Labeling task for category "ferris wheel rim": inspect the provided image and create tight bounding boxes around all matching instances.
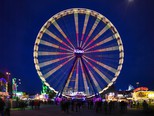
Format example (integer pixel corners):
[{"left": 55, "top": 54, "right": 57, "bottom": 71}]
[{"left": 33, "top": 8, "right": 124, "bottom": 98}]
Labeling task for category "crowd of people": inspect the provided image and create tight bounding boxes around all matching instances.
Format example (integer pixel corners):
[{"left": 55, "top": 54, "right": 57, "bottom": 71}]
[
  {"left": 57, "top": 98, "right": 150, "bottom": 114},
  {"left": 29, "top": 100, "right": 41, "bottom": 110},
  {"left": 0, "top": 98, "right": 11, "bottom": 116},
  {"left": 58, "top": 98, "right": 129, "bottom": 114},
  {"left": 0, "top": 98, "right": 42, "bottom": 116},
  {"left": 0, "top": 96, "right": 151, "bottom": 116}
]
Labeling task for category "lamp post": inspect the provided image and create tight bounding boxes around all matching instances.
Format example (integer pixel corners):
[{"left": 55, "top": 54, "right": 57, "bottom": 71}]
[
  {"left": 6, "top": 72, "right": 12, "bottom": 98},
  {"left": 18, "top": 79, "right": 21, "bottom": 91},
  {"left": 12, "top": 78, "right": 22, "bottom": 98},
  {"left": 136, "top": 82, "right": 139, "bottom": 88},
  {"left": 16, "top": 78, "right": 21, "bottom": 92}
]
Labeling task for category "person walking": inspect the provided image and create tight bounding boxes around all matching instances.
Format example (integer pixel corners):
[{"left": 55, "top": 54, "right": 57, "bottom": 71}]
[
  {"left": 103, "top": 100, "right": 108, "bottom": 114},
  {"left": 0, "top": 98, "right": 5, "bottom": 116},
  {"left": 5, "top": 98, "right": 11, "bottom": 116},
  {"left": 142, "top": 100, "right": 148, "bottom": 112}
]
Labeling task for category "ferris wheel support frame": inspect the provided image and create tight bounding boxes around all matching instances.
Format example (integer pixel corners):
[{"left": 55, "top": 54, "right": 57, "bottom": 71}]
[
  {"left": 81, "top": 57, "right": 100, "bottom": 97},
  {"left": 57, "top": 57, "right": 78, "bottom": 98},
  {"left": 57, "top": 56, "right": 100, "bottom": 98}
]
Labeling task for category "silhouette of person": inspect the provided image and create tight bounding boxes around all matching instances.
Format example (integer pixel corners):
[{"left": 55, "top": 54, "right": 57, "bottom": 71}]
[{"left": 0, "top": 98, "right": 5, "bottom": 116}]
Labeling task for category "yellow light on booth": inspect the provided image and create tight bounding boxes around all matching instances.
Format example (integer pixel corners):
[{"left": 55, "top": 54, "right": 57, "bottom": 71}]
[{"left": 148, "top": 92, "right": 154, "bottom": 99}]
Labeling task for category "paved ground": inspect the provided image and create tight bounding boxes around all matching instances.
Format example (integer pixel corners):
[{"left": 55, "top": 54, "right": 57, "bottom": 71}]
[{"left": 11, "top": 104, "right": 154, "bottom": 116}]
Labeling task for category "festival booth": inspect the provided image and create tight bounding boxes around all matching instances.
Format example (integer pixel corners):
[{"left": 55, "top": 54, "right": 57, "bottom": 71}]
[
  {"left": 68, "top": 92, "right": 86, "bottom": 101},
  {"left": 132, "top": 87, "right": 154, "bottom": 103},
  {"left": 133, "top": 87, "right": 154, "bottom": 101}
]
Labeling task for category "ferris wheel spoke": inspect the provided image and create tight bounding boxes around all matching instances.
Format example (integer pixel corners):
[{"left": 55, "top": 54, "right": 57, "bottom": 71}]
[
  {"left": 84, "top": 34, "right": 115, "bottom": 51},
  {"left": 45, "top": 29, "right": 73, "bottom": 50},
  {"left": 52, "top": 63, "right": 72, "bottom": 90},
  {"left": 83, "top": 24, "right": 111, "bottom": 50},
  {"left": 52, "top": 21, "right": 75, "bottom": 49},
  {"left": 39, "top": 55, "right": 73, "bottom": 68},
  {"left": 38, "top": 51, "right": 73, "bottom": 56},
  {"left": 64, "top": 58, "right": 78, "bottom": 92},
  {"left": 40, "top": 40, "right": 72, "bottom": 52},
  {"left": 81, "top": 18, "right": 100, "bottom": 48},
  {"left": 80, "top": 13, "right": 90, "bottom": 47},
  {"left": 59, "top": 46, "right": 73, "bottom": 52},
  {"left": 74, "top": 58, "right": 80, "bottom": 92},
  {"left": 74, "top": 11, "right": 79, "bottom": 47},
  {"left": 85, "top": 46, "right": 119, "bottom": 54},
  {"left": 83, "top": 55, "right": 117, "bottom": 74},
  {"left": 83, "top": 57, "right": 111, "bottom": 84},
  {"left": 83, "top": 62, "right": 101, "bottom": 92},
  {"left": 44, "top": 56, "right": 75, "bottom": 79},
  {"left": 79, "top": 58, "right": 89, "bottom": 94}
]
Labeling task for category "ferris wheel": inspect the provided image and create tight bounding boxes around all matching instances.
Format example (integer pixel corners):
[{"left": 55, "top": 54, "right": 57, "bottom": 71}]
[{"left": 33, "top": 8, "right": 124, "bottom": 97}]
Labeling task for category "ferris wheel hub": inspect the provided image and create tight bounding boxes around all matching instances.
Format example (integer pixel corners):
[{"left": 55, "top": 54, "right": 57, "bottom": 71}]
[{"left": 74, "top": 47, "right": 84, "bottom": 57}]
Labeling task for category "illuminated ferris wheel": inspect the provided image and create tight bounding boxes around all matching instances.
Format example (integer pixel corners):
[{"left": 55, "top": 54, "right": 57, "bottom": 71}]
[{"left": 33, "top": 8, "right": 124, "bottom": 97}]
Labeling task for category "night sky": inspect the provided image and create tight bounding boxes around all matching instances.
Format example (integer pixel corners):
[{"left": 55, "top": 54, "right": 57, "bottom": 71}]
[{"left": 0, "top": 0, "right": 154, "bottom": 94}]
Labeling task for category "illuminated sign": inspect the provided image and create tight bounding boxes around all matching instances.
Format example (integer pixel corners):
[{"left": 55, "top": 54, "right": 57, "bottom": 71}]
[
  {"left": 136, "top": 91, "right": 147, "bottom": 97},
  {"left": 133, "top": 91, "right": 154, "bottom": 100},
  {"left": 74, "top": 49, "right": 84, "bottom": 53},
  {"left": 133, "top": 87, "right": 148, "bottom": 92},
  {"left": 148, "top": 92, "right": 154, "bottom": 98}
]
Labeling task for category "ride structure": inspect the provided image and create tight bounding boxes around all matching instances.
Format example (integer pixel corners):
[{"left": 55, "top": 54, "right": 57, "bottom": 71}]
[{"left": 34, "top": 8, "right": 124, "bottom": 98}]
